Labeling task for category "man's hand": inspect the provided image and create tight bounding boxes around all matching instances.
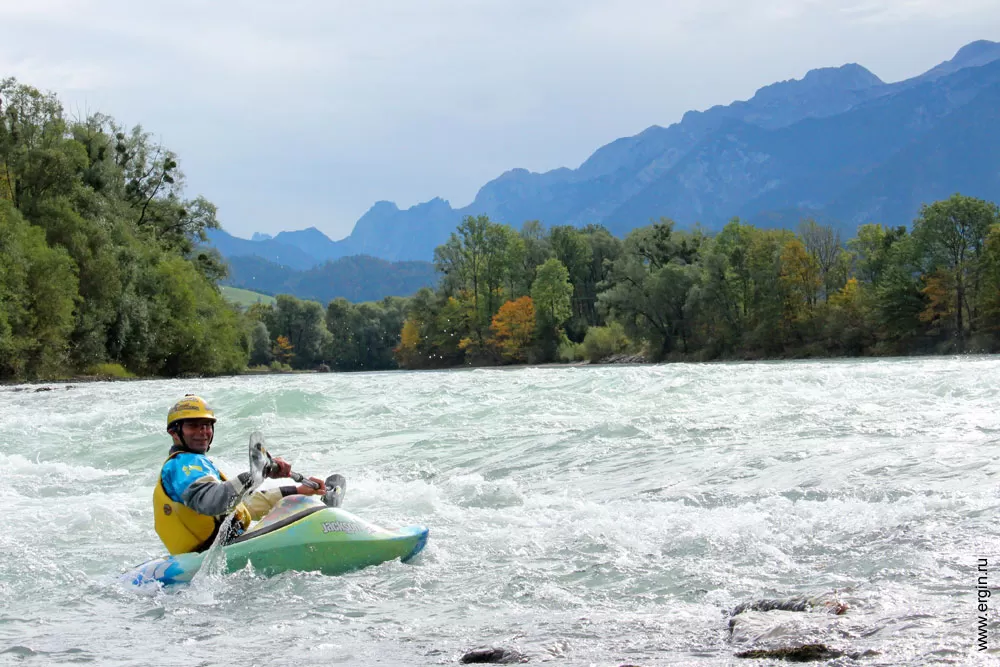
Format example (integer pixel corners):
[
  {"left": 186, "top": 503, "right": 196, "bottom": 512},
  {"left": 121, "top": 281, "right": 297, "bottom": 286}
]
[
  {"left": 266, "top": 457, "right": 292, "bottom": 479},
  {"left": 296, "top": 477, "right": 327, "bottom": 496}
]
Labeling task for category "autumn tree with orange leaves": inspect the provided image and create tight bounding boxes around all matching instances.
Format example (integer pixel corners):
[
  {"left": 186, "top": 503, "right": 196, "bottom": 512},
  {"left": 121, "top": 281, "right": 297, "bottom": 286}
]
[
  {"left": 272, "top": 335, "right": 294, "bottom": 365},
  {"left": 490, "top": 296, "right": 536, "bottom": 362}
]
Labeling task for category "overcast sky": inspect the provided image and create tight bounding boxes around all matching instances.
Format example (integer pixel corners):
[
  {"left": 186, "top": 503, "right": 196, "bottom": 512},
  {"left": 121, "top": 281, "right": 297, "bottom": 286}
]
[{"left": 2, "top": 1, "right": 998, "bottom": 240}]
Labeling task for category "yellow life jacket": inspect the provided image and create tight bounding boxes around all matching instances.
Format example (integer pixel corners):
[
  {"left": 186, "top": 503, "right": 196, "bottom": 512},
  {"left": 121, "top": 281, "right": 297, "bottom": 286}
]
[{"left": 153, "top": 450, "right": 252, "bottom": 555}]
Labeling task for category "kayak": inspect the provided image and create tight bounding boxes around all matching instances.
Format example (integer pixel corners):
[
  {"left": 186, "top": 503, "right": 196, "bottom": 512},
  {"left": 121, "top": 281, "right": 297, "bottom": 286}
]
[{"left": 123, "top": 495, "right": 429, "bottom": 587}]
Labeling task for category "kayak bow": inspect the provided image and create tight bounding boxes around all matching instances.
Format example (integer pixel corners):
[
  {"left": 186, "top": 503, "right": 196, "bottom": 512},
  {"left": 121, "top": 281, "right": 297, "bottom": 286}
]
[{"left": 124, "top": 495, "right": 429, "bottom": 587}]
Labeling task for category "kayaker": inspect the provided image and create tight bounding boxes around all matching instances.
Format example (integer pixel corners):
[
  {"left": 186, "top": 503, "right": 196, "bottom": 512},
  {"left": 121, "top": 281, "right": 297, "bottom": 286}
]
[{"left": 153, "top": 394, "right": 327, "bottom": 555}]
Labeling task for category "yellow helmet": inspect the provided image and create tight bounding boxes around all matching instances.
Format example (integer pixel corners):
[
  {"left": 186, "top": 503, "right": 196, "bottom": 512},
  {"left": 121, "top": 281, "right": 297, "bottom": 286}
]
[{"left": 167, "top": 395, "right": 216, "bottom": 431}]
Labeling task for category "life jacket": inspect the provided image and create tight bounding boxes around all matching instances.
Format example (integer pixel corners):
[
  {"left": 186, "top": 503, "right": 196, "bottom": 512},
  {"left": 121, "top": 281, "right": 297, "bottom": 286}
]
[{"left": 153, "top": 450, "right": 252, "bottom": 555}]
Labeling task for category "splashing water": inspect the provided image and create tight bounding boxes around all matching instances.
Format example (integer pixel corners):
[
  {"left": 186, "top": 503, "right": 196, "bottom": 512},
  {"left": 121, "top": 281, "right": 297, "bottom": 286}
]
[{"left": 0, "top": 358, "right": 997, "bottom": 665}]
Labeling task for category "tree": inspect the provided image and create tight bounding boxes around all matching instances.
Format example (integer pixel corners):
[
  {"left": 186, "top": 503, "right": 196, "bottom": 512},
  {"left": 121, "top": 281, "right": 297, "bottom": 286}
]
[
  {"left": 0, "top": 78, "right": 238, "bottom": 380},
  {"left": 434, "top": 215, "right": 522, "bottom": 347},
  {"left": 580, "top": 224, "right": 622, "bottom": 327},
  {"left": 779, "top": 238, "right": 821, "bottom": 323},
  {"left": 265, "top": 295, "right": 331, "bottom": 369},
  {"left": 798, "top": 220, "right": 846, "bottom": 301},
  {"left": 0, "top": 200, "right": 77, "bottom": 378},
  {"left": 249, "top": 321, "right": 272, "bottom": 366},
  {"left": 141, "top": 255, "right": 248, "bottom": 376},
  {"left": 824, "top": 278, "right": 874, "bottom": 355},
  {"left": 978, "top": 224, "right": 1000, "bottom": 338},
  {"left": 847, "top": 224, "right": 907, "bottom": 287},
  {"left": 549, "top": 226, "right": 594, "bottom": 340},
  {"left": 515, "top": 220, "right": 551, "bottom": 296},
  {"left": 912, "top": 194, "right": 1000, "bottom": 347},
  {"left": 272, "top": 335, "right": 294, "bottom": 366},
  {"left": 490, "top": 296, "right": 535, "bottom": 363},
  {"left": 326, "top": 296, "right": 408, "bottom": 371},
  {"left": 0, "top": 78, "right": 85, "bottom": 214},
  {"left": 689, "top": 218, "right": 754, "bottom": 353},
  {"left": 873, "top": 234, "right": 926, "bottom": 350},
  {"left": 531, "top": 258, "right": 573, "bottom": 328},
  {"left": 598, "top": 221, "right": 701, "bottom": 358},
  {"left": 395, "top": 318, "right": 422, "bottom": 368}
]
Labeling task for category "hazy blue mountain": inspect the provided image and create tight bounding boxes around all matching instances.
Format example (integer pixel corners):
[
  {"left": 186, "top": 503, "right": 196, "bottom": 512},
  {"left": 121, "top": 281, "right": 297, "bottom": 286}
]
[
  {"left": 271, "top": 227, "right": 344, "bottom": 262},
  {"left": 605, "top": 58, "right": 1000, "bottom": 236},
  {"left": 222, "top": 254, "right": 438, "bottom": 303},
  {"left": 336, "top": 198, "right": 462, "bottom": 261},
  {"left": 911, "top": 39, "right": 1000, "bottom": 82},
  {"left": 206, "top": 228, "right": 319, "bottom": 270},
  {"left": 209, "top": 39, "right": 1000, "bottom": 264},
  {"left": 823, "top": 80, "right": 1000, "bottom": 226}
]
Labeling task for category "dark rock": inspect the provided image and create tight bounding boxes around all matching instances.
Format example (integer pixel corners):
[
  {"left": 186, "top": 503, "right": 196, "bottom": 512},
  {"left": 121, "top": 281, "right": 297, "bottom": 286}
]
[
  {"left": 459, "top": 647, "right": 529, "bottom": 664},
  {"left": 34, "top": 387, "right": 53, "bottom": 392},
  {"left": 735, "top": 644, "right": 843, "bottom": 661},
  {"left": 730, "top": 595, "right": 848, "bottom": 619},
  {"left": 599, "top": 353, "right": 648, "bottom": 365}
]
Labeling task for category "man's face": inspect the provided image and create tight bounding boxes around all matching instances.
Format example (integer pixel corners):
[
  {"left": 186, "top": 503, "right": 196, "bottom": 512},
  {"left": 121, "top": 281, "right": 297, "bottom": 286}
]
[{"left": 179, "top": 419, "right": 214, "bottom": 453}]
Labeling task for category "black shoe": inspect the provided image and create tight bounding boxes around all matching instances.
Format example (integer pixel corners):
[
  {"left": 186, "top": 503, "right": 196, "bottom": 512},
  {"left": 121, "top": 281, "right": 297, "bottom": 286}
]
[{"left": 323, "top": 474, "right": 347, "bottom": 507}]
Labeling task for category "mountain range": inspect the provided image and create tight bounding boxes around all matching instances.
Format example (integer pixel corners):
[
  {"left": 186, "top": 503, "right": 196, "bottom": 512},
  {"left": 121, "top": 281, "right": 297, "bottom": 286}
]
[{"left": 209, "top": 39, "right": 1000, "bottom": 292}]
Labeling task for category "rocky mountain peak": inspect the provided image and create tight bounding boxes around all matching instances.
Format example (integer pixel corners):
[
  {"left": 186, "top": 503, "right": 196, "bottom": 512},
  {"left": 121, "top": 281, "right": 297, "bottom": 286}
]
[
  {"left": 916, "top": 39, "right": 1000, "bottom": 81},
  {"left": 752, "top": 63, "right": 884, "bottom": 103}
]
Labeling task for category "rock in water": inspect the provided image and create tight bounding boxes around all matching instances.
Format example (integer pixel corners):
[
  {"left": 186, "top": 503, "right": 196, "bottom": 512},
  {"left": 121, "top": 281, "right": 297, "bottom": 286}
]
[
  {"left": 735, "top": 643, "right": 844, "bottom": 661},
  {"left": 459, "top": 647, "right": 529, "bottom": 664},
  {"left": 730, "top": 595, "right": 848, "bottom": 618}
]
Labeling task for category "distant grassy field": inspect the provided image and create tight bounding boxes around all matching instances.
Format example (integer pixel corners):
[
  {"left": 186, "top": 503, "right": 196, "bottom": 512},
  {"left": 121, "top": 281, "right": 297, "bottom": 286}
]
[{"left": 220, "top": 285, "right": 277, "bottom": 307}]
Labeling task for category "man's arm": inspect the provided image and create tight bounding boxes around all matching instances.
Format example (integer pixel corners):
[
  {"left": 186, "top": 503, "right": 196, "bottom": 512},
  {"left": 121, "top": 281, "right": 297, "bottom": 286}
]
[
  {"left": 181, "top": 473, "right": 252, "bottom": 516},
  {"left": 183, "top": 474, "right": 300, "bottom": 519}
]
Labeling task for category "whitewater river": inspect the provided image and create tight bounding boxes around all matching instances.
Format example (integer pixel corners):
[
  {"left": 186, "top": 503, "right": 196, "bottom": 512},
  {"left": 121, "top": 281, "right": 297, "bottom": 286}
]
[{"left": 0, "top": 358, "right": 997, "bottom": 665}]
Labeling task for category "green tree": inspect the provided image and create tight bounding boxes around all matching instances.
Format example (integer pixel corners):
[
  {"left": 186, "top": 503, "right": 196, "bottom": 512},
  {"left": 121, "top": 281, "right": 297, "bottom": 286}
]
[
  {"left": 434, "top": 215, "right": 523, "bottom": 350},
  {"left": 598, "top": 220, "right": 702, "bottom": 358},
  {"left": 847, "top": 224, "right": 907, "bottom": 287},
  {"left": 688, "top": 218, "right": 754, "bottom": 353},
  {"left": 146, "top": 256, "right": 248, "bottom": 375},
  {"left": 531, "top": 258, "right": 573, "bottom": 327},
  {"left": 267, "top": 294, "right": 331, "bottom": 369},
  {"left": 530, "top": 258, "right": 573, "bottom": 361},
  {"left": 580, "top": 224, "right": 622, "bottom": 327},
  {"left": 873, "top": 234, "right": 926, "bottom": 351},
  {"left": 0, "top": 200, "right": 77, "bottom": 378},
  {"left": 249, "top": 320, "right": 272, "bottom": 366},
  {"left": 0, "top": 78, "right": 86, "bottom": 214},
  {"left": 326, "top": 296, "right": 408, "bottom": 371},
  {"left": 515, "top": 220, "right": 552, "bottom": 296},
  {"left": 798, "top": 220, "right": 848, "bottom": 301},
  {"left": 549, "top": 225, "right": 593, "bottom": 340},
  {"left": 912, "top": 194, "right": 1000, "bottom": 347}
]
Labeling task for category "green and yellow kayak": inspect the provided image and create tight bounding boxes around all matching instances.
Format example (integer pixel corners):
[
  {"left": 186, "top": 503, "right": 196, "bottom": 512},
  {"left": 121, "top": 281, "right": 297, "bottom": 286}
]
[{"left": 123, "top": 495, "right": 428, "bottom": 587}]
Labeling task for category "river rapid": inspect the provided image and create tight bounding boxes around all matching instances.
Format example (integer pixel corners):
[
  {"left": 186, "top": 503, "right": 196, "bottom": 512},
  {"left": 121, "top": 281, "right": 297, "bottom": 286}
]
[{"left": 0, "top": 358, "right": 997, "bottom": 666}]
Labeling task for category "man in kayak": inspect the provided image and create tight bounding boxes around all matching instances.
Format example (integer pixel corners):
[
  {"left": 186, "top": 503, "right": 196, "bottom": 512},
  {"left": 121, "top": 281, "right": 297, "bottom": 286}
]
[{"left": 153, "top": 394, "right": 327, "bottom": 555}]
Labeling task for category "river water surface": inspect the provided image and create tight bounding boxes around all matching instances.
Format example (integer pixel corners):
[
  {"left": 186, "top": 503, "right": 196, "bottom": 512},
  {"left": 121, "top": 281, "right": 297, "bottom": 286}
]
[{"left": 0, "top": 358, "right": 997, "bottom": 665}]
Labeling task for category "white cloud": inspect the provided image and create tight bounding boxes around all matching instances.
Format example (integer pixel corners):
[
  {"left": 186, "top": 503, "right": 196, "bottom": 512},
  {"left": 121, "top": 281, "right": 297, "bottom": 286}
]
[
  {"left": 0, "top": 56, "right": 117, "bottom": 91},
  {"left": 838, "top": 0, "right": 998, "bottom": 22},
  {"left": 0, "top": 0, "right": 998, "bottom": 238}
]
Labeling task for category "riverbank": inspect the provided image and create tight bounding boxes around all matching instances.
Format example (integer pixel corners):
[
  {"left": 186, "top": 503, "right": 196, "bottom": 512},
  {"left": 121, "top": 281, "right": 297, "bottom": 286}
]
[{"left": 5, "top": 343, "right": 990, "bottom": 389}]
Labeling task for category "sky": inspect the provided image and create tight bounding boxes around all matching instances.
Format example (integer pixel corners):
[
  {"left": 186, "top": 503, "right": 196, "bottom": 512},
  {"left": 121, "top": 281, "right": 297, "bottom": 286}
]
[{"left": 1, "top": 1, "right": 999, "bottom": 241}]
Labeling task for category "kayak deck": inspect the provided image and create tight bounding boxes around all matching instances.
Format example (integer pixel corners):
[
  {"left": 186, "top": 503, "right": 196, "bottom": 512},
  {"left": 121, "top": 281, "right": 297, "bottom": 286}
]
[{"left": 124, "top": 497, "right": 428, "bottom": 586}]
